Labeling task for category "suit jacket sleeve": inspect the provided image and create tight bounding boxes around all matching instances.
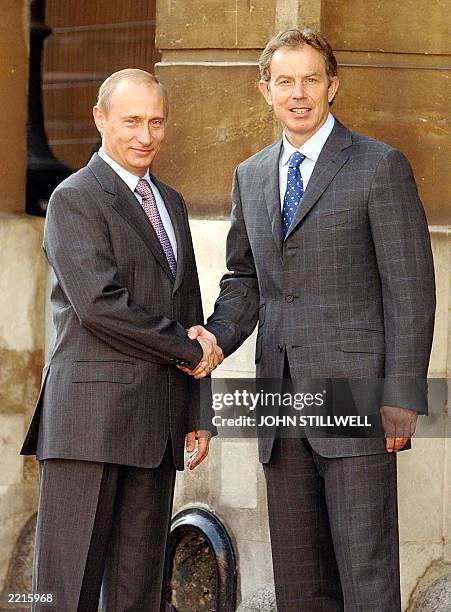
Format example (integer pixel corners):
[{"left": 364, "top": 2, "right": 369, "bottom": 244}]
[
  {"left": 44, "top": 186, "right": 203, "bottom": 368},
  {"left": 205, "top": 166, "right": 260, "bottom": 356},
  {"left": 368, "top": 149, "right": 436, "bottom": 411}
]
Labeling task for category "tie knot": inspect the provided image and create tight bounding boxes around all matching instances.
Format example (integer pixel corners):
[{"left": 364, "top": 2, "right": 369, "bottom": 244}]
[
  {"left": 135, "top": 178, "right": 152, "bottom": 198},
  {"left": 288, "top": 151, "right": 305, "bottom": 169}
]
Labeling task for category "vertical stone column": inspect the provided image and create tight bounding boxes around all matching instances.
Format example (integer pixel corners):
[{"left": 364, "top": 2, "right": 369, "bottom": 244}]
[
  {"left": 0, "top": 0, "right": 46, "bottom": 594},
  {"left": 0, "top": 0, "right": 29, "bottom": 213},
  {"left": 154, "top": 0, "right": 320, "bottom": 217}
]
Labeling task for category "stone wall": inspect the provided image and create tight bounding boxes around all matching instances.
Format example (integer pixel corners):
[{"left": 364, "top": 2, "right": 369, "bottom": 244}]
[
  {"left": 153, "top": 0, "right": 450, "bottom": 226},
  {"left": 0, "top": 1, "right": 46, "bottom": 600},
  {"left": 0, "top": 1, "right": 449, "bottom": 610},
  {"left": 0, "top": 215, "right": 46, "bottom": 595}
]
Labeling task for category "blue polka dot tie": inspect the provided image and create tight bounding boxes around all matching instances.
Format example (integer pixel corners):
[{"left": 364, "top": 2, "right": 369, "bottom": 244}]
[{"left": 282, "top": 151, "right": 305, "bottom": 237}]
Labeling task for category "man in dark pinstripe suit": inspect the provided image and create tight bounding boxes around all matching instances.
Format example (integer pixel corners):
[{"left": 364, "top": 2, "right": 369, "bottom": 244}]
[
  {"left": 187, "top": 29, "right": 435, "bottom": 611},
  {"left": 21, "top": 69, "right": 220, "bottom": 611}
]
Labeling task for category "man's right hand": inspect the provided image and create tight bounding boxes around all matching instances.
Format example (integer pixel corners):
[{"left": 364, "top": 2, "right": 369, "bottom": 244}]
[{"left": 178, "top": 326, "right": 224, "bottom": 378}]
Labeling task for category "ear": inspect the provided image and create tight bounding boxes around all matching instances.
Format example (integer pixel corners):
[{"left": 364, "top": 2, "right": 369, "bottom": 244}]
[
  {"left": 258, "top": 80, "right": 273, "bottom": 106},
  {"left": 327, "top": 76, "right": 339, "bottom": 104},
  {"left": 92, "top": 105, "right": 105, "bottom": 136}
]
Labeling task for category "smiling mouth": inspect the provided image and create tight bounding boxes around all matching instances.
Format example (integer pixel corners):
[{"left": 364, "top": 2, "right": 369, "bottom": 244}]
[{"left": 290, "top": 108, "right": 311, "bottom": 115}]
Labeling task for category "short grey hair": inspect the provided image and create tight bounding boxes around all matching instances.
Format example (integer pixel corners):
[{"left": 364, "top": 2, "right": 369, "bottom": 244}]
[{"left": 96, "top": 68, "right": 169, "bottom": 118}]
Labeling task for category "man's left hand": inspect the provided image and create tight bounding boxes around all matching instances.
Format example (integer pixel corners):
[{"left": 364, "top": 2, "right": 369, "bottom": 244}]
[
  {"left": 185, "top": 430, "right": 211, "bottom": 469},
  {"left": 380, "top": 405, "right": 418, "bottom": 452}
]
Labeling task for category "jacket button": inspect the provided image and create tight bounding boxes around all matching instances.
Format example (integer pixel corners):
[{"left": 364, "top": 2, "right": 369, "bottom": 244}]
[
  {"left": 277, "top": 344, "right": 283, "bottom": 353},
  {"left": 285, "top": 294, "right": 294, "bottom": 303}
]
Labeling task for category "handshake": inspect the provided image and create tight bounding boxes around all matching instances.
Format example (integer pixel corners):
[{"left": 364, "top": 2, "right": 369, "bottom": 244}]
[{"left": 179, "top": 326, "right": 224, "bottom": 378}]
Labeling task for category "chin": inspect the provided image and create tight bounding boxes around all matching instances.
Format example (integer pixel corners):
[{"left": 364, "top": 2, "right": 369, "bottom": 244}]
[
  {"left": 130, "top": 158, "right": 152, "bottom": 171},
  {"left": 292, "top": 119, "right": 315, "bottom": 133}
]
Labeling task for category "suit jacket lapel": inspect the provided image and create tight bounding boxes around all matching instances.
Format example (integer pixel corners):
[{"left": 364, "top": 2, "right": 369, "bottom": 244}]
[
  {"left": 285, "top": 121, "right": 353, "bottom": 240},
  {"left": 150, "top": 174, "right": 186, "bottom": 294},
  {"left": 88, "top": 154, "right": 174, "bottom": 282},
  {"left": 261, "top": 141, "right": 284, "bottom": 255}
]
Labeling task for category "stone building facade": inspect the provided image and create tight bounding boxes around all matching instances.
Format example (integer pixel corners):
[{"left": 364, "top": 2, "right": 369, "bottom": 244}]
[{"left": 0, "top": 1, "right": 449, "bottom": 610}]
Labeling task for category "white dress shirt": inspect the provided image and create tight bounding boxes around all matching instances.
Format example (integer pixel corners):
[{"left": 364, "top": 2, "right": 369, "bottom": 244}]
[
  {"left": 98, "top": 147, "right": 177, "bottom": 259},
  {"left": 279, "top": 113, "right": 335, "bottom": 210}
]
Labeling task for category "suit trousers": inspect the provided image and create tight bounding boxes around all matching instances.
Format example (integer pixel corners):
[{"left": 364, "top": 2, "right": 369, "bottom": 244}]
[
  {"left": 263, "top": 437, "right": 400, "bottom": 612},
  {"left": 32, "top": 441, "right": 176, "bottom": 612}
]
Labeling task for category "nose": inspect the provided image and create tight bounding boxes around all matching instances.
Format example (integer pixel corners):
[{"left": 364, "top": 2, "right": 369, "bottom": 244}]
[
  {"left": 136, "top": 125, "right": 152, "bottom": 146},
  {"left": 291, "top": 80, "right": 305, "bottom": 99}
]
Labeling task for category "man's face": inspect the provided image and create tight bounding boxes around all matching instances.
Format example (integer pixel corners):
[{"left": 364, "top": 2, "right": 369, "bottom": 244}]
[
  {"left": 93, "top": 80, "right": 165, "bottom": 176},
  {"left": 259, "top": 45, "right": 339, "bottom": 147}
]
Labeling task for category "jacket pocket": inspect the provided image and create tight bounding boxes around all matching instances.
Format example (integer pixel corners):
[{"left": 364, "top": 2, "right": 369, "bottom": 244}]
[
  {"left": 318, "top": 208, "right": 351, "bottom": 228},
  {"left": 72, "top": 360, "right": 134, "bottom": 383},
  {"left": 338, "top": 328, "right": 385, "bottom": 354}
]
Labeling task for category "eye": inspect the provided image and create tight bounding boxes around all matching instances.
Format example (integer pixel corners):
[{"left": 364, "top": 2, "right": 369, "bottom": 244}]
[
  {"left": 151, "top": 119, "right": 163, "bottom": 127},
  {"left": 307, "top": 77, "right": 317, "bottom": 84}
]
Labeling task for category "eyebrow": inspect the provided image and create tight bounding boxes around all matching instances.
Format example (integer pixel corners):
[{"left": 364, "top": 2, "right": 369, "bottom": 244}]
[
  {"left": 122, "top": 114, "right": 165, "bottom": 121},
  {"left": 275, "top": 72, "right": 321, "bottom": 79}
]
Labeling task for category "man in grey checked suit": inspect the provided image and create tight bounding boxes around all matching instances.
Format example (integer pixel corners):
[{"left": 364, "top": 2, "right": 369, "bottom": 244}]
[
  {"left": 21, "top": 69, "right": 220, "bottom": 611},
  {"left": 187, "top": 29, "right": 435, "bottom": 611}
]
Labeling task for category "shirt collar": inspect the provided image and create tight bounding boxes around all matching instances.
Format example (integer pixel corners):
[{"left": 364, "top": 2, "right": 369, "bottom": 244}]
[
  {"left": 281, "top": 113, "right": 335, "bottom": 167},
  {"left": 98, "top": 147, "right": 151, "bottom": 193}
]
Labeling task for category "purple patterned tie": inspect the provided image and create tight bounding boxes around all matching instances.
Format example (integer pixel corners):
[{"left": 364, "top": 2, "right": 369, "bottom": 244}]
[{"left": 135, "top": 178, "right": 177, "bottom": 277}]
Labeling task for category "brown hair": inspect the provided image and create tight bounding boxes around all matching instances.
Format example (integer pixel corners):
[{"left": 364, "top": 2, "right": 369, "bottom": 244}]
[
  {"left": 259, "top": 28, "right": 338, "bottom": 83},
  {"left": 96, "top": 68, "right": 169, "bottom": 118}
]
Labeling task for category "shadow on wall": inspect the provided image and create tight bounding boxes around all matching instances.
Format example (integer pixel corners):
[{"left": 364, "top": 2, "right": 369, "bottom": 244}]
[{"left": 0, "top": 514, "right": 36, "bottom": 611}]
